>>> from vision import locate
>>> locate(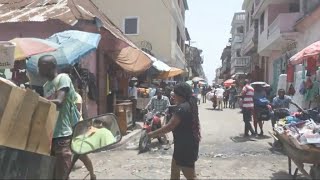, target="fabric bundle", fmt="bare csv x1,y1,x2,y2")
277,74,287,92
